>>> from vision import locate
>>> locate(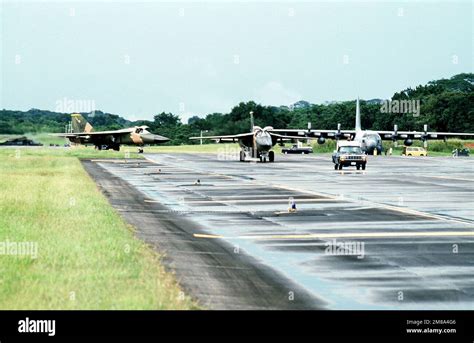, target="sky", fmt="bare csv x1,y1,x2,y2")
1,1,472,122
